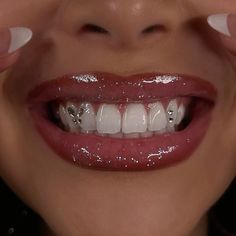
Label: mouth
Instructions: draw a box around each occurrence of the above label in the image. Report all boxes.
[27,72,217,171]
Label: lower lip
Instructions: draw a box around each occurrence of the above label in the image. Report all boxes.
[29,101,211,171]
[27,73,216,171]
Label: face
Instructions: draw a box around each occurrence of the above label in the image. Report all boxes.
[0,1,236,236]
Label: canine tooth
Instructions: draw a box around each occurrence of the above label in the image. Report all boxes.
[148,102,167,132]
[166,99,178,131]
[176,104,185,125]
[59,103,80,132]
[97,104,121,134]
[79,103,96,131]
[122,104,147,134]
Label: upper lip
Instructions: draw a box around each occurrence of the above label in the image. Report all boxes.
[27,72,217,104]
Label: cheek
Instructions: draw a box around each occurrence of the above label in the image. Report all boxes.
[0,0,59,29]
[184,0,236,15]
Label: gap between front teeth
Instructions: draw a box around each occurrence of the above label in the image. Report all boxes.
[58,99,186,136]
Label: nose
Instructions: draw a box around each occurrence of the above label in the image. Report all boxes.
[57,0,185,49]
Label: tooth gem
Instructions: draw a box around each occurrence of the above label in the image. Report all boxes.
[166,100,178,124]
[66,106,78,124]
[67,105,85,125]
[78,103,96,131]
[78,107,85,117]
[77,107,85,124]
[67,107,76,117]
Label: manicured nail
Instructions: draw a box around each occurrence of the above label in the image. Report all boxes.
[8,27,33,53]
[207,13,231,37]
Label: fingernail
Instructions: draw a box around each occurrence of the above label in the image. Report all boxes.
[8,27,33,53]
[207,13,231,37]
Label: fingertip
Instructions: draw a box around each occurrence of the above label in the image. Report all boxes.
[8,27,33,54]
[0,27,32,72]
[0,51,20,73]
[207,13,231,37]
[0,27,33,57]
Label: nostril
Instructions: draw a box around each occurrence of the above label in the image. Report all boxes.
[80,24,109,34]
[142,24,166,35]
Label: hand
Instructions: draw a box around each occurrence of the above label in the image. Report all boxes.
[0,27,32,72]
[207,13,236,53]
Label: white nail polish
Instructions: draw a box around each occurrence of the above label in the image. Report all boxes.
[207,14,231,37]
[8,27,33,53]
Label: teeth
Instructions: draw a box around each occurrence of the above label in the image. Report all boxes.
[79,103,96,132]
[57,99,188,137]
[166,99,178,132]
[59,102,80,133]
[176,104,185,125]
[148,102,167,132]
[59,105,68,128]
[122,104,147,134]
[97,104,121,134]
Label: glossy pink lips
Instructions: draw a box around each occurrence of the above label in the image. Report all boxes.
[27,73,217,171]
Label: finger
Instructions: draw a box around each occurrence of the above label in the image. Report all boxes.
[0,53,19,72]
[207,13,236,54]
[0,27,32,72]
[207,13,236,39]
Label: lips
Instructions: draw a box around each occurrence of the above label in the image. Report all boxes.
[27,72,217,171]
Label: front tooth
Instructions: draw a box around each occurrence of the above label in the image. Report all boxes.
[59,102,80,133]
[122,104,147,134]
[148,102,167,132]
[97,104,121,134]
[176,104,185,125]
[79,103,96,132]
[166,99,178,131]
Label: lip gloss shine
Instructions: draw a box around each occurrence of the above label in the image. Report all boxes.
[27,72,217,171]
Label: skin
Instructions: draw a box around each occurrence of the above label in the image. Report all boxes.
[0,0,236,236]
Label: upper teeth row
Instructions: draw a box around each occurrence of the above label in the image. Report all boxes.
[58,100,186,135]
